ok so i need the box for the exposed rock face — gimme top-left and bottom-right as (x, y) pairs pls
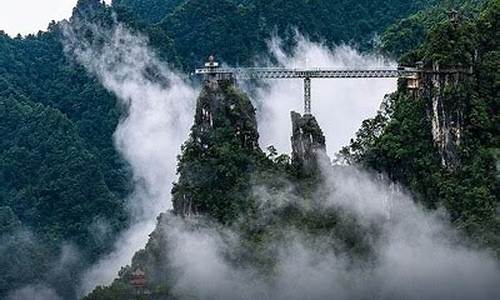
(191, 79), (260, 152)
(419, 63), (469, 169)
(290, 111), (328, 176)
(172, 79), (261, 220)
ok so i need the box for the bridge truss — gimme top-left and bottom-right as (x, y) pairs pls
(195, 65), (419, 115)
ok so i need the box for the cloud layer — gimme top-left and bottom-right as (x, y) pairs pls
(60, 20), (499, 300)
(162, 164), (500, 300)
(62, 20), (197, 295)
(253, 35), (397, 156)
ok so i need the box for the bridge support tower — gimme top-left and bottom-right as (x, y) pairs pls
(304, 77), (311, 115)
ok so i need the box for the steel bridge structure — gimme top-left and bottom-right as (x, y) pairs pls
(195, 62), (419, 115)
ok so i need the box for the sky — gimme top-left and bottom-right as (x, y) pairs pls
(0, 0), (111, 36)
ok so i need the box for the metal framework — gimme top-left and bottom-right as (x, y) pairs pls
(304, 77), (311, 114)
(195, 67), (416, 79)
(195, 66), (419, 115)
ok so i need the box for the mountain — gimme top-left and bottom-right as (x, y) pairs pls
(380, 0), (488, 58)
(113, 0), (185, 24)
(0, 0), (498, 298)
(84, 77), (370, 300)
(85, 1), (499, 298)
(153, 0), (435, 69)
(172, 79), (263, 222)
(0, 27), (129, 298)
(342, 0), (499, 248)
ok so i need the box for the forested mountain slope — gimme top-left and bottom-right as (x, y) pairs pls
(86, 1), (498, 299)
(0, 0), (497, 298)
(380, 0), (488, 58)
(151, 0), (436, 68)
(85, 3), (499, 297)
(342, 0), (499, 248)
(0, 7), (130, 295)
(113, 0), (185, 24)
(0, 80), (127, 297)
(84, 78), (368, 300)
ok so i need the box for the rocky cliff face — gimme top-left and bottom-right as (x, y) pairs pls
(191, 79), (260, 152)
(172, 79), (262, 221)
(419, 63), (470, 169)
(290, 111), (328, 176)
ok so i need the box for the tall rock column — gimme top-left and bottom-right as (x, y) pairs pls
(172, 79), (262, 222)
(290, 111), (328, 177)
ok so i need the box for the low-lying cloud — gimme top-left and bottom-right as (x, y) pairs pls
(7, 284), (62, 300)
(152, 35), (499, 299)
(1, 226), (84, 300)
(60, 17), (499, 300)
(252, 34), (397, 156)
(62, 17), (197, 296)
(162, 164), (500, 300)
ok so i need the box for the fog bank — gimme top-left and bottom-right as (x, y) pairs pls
(62, 19), (197, 296)
(253, 35), (397, 156)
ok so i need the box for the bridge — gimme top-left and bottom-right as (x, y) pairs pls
(195, 57), (420, 115)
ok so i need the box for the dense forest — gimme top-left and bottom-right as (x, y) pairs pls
(342, 0), (499, 248)
(85, 1), (499, 299)
(0, 0), (498, 299)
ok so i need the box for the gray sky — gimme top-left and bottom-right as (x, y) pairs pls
(0, 0), (111, 36)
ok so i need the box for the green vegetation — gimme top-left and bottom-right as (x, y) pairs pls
(172, 81), (266, 223)
(0, 72), (129, 298)
(83, 80), (374, 300)
(113, 0), (185, 24)
(380, 0), (487, 58)
(0, 2), (130, 297)
(0, 0), (497, 298)
(342, 0), (499, 249)
(155, 0), (435, 69)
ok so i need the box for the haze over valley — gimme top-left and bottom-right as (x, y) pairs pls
(0, 1), (498, 299)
